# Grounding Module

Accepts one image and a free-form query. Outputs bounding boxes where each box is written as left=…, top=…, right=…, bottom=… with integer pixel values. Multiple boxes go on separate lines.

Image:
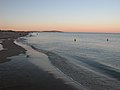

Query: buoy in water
left=107, top=38, right=109, bottom=41
left=74, top=39, right=76, bottom=42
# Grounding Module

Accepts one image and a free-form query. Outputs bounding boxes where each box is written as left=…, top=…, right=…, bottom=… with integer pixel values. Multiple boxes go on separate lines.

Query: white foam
left=0, top=43, right=3, bottom=51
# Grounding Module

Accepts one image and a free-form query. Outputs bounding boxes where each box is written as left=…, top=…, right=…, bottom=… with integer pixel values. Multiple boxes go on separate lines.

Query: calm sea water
left=22, top=32, right=120, bottom=90
left=27, top=32, right=120, bottom=69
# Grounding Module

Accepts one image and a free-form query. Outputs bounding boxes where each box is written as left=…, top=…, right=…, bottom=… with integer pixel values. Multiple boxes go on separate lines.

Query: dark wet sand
left=0, top=56, right=79, bottom=90
left=0, top=31, right=28, bottom=63
left=0, top=39, right=26, bottom=63
left=0, top=32, right=79, bottom=90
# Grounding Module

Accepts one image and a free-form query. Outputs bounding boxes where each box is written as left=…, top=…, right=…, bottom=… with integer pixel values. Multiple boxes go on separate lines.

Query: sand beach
left=0, top=31, right=120, bottom=90
left=0, top=31, right=81, bottom=90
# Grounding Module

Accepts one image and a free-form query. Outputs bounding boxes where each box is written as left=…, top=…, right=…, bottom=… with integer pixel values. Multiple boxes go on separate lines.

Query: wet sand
left=0, top=32, right=81, bottom=90
left=0, top=39, right=26, bottom=63
left=0, top=54, right=80, bottom=90
left=0, top=31, right=28, bottom=63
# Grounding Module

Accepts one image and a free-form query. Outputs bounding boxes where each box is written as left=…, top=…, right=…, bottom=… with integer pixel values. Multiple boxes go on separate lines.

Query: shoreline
left=0, top=39, right=26, bottom=63
left=0, top=31, right=28, bottom=63
left=1, top=31, right=120, bottom=90
left=30, top=43, right=120, bottom=90
left=0, top=32, right=81, bottom=90
left=15, top=39, right=86, bottom=90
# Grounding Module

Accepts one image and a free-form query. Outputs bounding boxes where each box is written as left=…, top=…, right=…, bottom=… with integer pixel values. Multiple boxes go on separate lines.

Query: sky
left=0, top=0, right=120, bottom=33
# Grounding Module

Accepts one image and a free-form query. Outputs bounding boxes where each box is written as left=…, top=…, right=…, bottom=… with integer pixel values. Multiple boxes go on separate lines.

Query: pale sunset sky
left=0, top=0, right=120, bottom=33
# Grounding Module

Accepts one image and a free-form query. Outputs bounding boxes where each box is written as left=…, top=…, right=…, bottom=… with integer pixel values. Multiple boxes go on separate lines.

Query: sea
left=20, top=32, right=120, bottom=90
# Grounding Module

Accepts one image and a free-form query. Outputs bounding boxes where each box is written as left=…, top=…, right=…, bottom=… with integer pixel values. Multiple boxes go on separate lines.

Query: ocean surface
left=21, top=32, right=120, bottom=90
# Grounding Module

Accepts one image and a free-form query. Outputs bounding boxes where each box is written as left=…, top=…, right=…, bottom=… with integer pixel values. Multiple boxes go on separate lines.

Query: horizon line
left=1, top=29, right=120, bottom=34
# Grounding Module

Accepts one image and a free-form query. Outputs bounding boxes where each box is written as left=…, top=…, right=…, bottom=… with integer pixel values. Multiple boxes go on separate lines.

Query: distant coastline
left=1, top=29, right=120, bottom=34
left=41, top=30, right=63, bottom=33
